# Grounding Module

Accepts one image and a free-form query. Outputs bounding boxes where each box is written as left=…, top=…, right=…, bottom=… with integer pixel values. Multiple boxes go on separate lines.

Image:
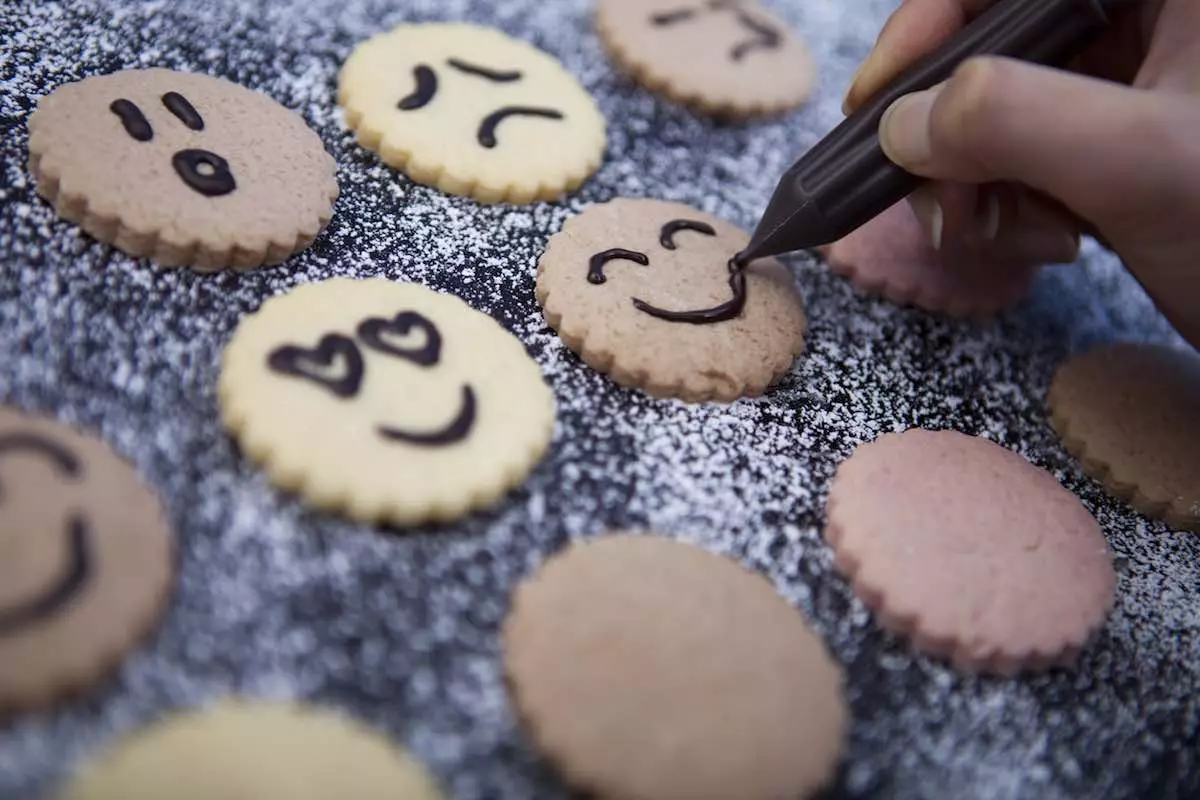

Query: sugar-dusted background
left=1, top=0, right=1197, bottom=797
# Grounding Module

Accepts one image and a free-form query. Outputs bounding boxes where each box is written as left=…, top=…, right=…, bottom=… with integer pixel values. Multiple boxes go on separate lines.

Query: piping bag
left=737, top=0, right=1133, bottom=263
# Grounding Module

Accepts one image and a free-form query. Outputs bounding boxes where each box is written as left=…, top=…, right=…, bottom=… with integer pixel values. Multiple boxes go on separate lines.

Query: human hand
left=844, top=0, right=1200, bottom=348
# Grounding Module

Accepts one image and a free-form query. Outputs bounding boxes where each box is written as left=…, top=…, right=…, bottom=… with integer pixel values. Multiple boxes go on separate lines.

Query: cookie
left=826, top=429, right=1115, bottom=675
left=596, top=0, right=816, bottom=117
left=0, top=406, right=173, bottom=716
left=821, top=201, right=1038, bottom=317
left=219, top=277, right=555, bottom=526
left=28, top=68, right=338, bottom=271
left=1048, top=342, right=1200, bottom=532
left=536, top=198, right=806, bottom=402
left=503, top=534, right=847, bottom=800
left=338, top=23, right=606, bottom=204
left=60, top=700, right=445, bottom=800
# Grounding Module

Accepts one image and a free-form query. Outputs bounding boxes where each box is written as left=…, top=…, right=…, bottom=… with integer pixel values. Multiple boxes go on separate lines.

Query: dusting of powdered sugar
left=1, top=1, right=1198, bottom=798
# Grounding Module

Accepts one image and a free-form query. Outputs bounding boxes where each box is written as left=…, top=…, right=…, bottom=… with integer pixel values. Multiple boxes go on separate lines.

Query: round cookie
left=59, top=701, right=445, bottom=800
left=1048, top=342, right=1200, bottom=532
left=219, top=277, right=555, bottom=526
left=596, top=0, right=816, bottom=117
left=28, top=68, right=338, bottom=271
left=826, top=429, right=1115, bottom=675
left=821, top=201, right=1038, bottom=317
left=0, top=407, right=173, bottom=716
left=338, top=23, right=606, bottom=204
left=536, top=198, right=806, bottom=402
left=503, top=534, right=847, bottom=800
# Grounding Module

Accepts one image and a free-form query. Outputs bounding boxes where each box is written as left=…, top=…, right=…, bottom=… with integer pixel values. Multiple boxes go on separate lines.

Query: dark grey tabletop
left=1, top=0, right=1198, bottom=798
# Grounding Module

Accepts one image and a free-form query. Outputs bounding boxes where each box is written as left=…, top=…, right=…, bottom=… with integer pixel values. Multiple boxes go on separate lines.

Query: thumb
left=878, top=56, right=1200, bottom=236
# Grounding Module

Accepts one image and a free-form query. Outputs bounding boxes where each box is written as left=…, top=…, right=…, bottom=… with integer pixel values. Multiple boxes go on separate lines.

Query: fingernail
left=879, top=89, right=938, bottom=170
left=842, top=62, right=868, bottom=115
left=980, top=193, right=1000, bottom=241
left=908, top=191, right=944, bottom=251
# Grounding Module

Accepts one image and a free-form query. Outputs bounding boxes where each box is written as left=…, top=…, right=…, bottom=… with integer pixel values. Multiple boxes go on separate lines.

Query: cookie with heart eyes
left=218, top=278, right=556, bottom=526
left=536, top=198, right=807, bottom=403
left=28, top=68, right=338, bottom=270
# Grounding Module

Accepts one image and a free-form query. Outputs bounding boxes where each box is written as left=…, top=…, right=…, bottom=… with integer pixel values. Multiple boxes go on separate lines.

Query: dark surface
left=1, top=1, right=1198, bottom=798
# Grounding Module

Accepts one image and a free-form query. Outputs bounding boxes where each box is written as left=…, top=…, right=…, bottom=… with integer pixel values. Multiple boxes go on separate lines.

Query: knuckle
left=933, top=57, right=1009, bottom=155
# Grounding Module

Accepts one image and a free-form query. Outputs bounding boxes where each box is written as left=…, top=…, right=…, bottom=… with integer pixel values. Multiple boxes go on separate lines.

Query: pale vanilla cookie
left=28, top=68, right=338, bottom=271
left=59, top=701, right=445, bottom=800
left=338, top=23, right=605, bottom=203
left=504, top=534, right=847, bottom=800
left=596, top=0, right=816, bottom=117
left=821, top=201, right=1039, bottom=317
left=219, top=277, right=555, bottom=525
left=826, top=429, right=1115, bottom=675
left=1048, top=342, right=1200, bottom=532
left=536, top=198, right=806, bottom=402
left=0, top=406, right=173, bottom=717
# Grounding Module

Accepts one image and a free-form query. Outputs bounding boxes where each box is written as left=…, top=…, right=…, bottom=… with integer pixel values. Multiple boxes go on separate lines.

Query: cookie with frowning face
left=219, top=278, right=556, bottom=526
left=28, top=68, right=338, bottom=270
left=0, top=407, right=174, bottom=717
left=536, top=198, right=806, bottom=403
left=596, top=0, right=816, bottom=117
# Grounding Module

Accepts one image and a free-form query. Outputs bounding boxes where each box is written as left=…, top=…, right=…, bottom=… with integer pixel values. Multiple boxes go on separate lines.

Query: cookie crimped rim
left=501, top=532, right=848, bottom=800
left=216, top=279, right=557, bottom=526
left=336, top=22, right=606, bottom=205
left=823, top=430, right=1115, bottom=676
left=536, top=199, right=806, bottom=403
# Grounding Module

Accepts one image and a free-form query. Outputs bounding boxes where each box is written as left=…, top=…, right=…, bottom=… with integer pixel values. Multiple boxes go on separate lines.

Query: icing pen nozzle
left=741, top=0, right=1131, bottom=262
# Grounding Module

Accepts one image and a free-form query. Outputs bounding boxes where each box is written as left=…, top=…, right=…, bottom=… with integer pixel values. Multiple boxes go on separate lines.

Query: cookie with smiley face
left=0, top=406, right=174, bottom=717
left=596, top=0, right=816, bottom=117
left=28, top=69, right=339, bottom=270
left=337, top=23, right=606, bottom=204
left=536, top=198, right=806, bottom=402
left=219, top=278, right=556, bottom=525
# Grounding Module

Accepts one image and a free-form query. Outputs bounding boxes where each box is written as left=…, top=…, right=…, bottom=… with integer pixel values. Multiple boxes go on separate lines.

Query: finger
left=843, top=0, right=996, bottom=114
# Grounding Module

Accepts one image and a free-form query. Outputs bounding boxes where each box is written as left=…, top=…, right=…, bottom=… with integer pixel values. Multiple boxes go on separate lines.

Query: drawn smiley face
left=596, top=0, right=816, bottom=116
left=219, top=278, right=556, bottom=525
left=338, top=23, right=606, bottom=203
left=27, top=68, right=338, bottom=269
left=0, top=408, right=172, bottom=713
left=535, top=198, right=807, bottom=402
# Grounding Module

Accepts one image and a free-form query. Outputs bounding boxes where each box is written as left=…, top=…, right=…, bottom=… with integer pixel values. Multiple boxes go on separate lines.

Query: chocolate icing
left=587, top=248, right=649, bottom=285
left=109, top=98, right=152, bottom=142
left=447, top=58, right=522, bottom=82
left=378, top=385, right=476, bottom=446
left=632, top=259, right=747, bottom=324
left=398, top=65, right=438, bottom=111
left=0, top=432, right=91, bottom=636
left=161, top=91, right=204, bottom=131
left=659, top=218, right=716, bottom=250
left=477, top=106, right=564, bottom=149
left=357, top=311, right=442, bottom=367
left=172, top=148, right=236, bottom=197
left=645, top=1, right=782, bottom=61
left=650, top=7, right=696, bottom=25
left=267, top=333, right=364, bottom=399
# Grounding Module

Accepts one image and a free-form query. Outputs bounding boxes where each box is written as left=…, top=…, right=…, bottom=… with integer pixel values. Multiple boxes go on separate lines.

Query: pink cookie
left=821, top=201, right=1038, bottom=317
left=825, top=429, right=1115, bottom=675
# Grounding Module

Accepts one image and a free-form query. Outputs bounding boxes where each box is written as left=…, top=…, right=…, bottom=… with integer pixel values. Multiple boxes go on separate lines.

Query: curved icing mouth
left=376, top=384, right=477, bottom=446
left=631, top=264, right=748, bottom=325
left=0, top=517, right=90, bottom=637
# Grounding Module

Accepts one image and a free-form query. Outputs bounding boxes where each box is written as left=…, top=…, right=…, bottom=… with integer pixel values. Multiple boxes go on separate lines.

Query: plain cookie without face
left=0, top=407, right=173, bottom=717
left=596, top=0, right=816, bottom=117
left=28, top=68, right=338, bottom=270
left=59, top=701, right=445, bottom=800
left=1048, top=342, right=1200, bottom=532
left=504, top=534, right=847, bottom=800
left=826, top=429, right=1115, bottom=675
left=536, top=198, right=806, bottom=402
left=821, top=201, right=1039, bottom=317
left=338, top=23, right=606, bottom=203
left=219, top=277, right=555, bottom=526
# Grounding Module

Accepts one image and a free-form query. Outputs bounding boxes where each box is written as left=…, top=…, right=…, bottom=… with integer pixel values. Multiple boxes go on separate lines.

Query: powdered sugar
left=1, top=1, right=1198, bottom=798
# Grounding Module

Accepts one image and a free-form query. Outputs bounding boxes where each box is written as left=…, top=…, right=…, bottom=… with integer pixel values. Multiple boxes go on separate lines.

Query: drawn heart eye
left=357, top=311, right=442, bottom=367
left=266, top=333, right=364, bottom=398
